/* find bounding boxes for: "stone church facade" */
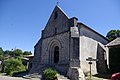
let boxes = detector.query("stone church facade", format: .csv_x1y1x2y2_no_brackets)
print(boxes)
30,5,109,77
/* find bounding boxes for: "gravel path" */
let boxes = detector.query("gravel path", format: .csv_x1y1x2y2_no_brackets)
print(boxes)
0,76,28,80
0,76,40,80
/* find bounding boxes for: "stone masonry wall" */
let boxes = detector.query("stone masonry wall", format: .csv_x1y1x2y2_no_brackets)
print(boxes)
79,26,109,74
40,32,70,73
79,24,109,45
42,6,69,39
30,39,42,73
30,6,71,74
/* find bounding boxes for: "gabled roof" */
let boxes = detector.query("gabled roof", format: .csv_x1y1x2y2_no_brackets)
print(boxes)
42,5,70,38
44,5,69,29
45,5,69,27
106,37,120,47
55,5,69,19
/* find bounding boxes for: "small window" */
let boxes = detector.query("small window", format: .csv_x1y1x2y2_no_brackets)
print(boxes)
54,11,58,19
55,28,57,35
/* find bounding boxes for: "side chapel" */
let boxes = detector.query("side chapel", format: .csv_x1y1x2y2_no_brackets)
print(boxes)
30,5,109,77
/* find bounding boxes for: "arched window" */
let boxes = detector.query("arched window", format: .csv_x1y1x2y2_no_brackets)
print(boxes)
54,11,58,20
54,46,59,63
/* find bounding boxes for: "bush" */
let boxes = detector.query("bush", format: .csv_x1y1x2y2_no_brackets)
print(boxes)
4,58,26,76
43,68,58,80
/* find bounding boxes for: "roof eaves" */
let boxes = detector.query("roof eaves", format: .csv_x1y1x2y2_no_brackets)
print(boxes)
107,44,120,47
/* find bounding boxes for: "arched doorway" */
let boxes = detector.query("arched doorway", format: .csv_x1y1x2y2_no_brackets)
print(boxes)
48,39,61,64
54,46,59,63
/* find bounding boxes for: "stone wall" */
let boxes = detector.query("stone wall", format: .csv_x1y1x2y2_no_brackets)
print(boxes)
79,25,109,74
42,6,69,39
41,32,70,73
30,31,70,74
29,39,42,73
80,36,98,74
30,6,71,74
79,24,108,45
41,32,70,64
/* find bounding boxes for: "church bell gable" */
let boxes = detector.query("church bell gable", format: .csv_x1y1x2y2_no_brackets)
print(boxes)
42,5,70,39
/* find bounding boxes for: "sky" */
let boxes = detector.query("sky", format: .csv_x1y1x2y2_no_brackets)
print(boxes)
0,0,120,53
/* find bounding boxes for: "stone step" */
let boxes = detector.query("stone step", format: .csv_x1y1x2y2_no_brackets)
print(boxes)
57,74,70,80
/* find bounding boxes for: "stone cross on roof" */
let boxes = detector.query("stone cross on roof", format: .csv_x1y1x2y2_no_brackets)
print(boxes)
57,0,59,5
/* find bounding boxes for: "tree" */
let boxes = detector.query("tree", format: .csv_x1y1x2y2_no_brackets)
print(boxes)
0,47,4,55
0,48,5,72
4,49,23,57
4,50,12,57
23,51,32,55
0,48,32,74
106,30,120,41
13,49,23,57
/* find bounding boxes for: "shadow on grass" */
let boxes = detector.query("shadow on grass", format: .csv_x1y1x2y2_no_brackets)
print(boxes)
93,73,111,79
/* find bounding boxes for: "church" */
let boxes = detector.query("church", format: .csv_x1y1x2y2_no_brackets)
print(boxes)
30,5,109,78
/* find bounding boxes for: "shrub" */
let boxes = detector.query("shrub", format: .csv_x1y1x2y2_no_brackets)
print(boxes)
4,58,26,76
43,68,58,80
